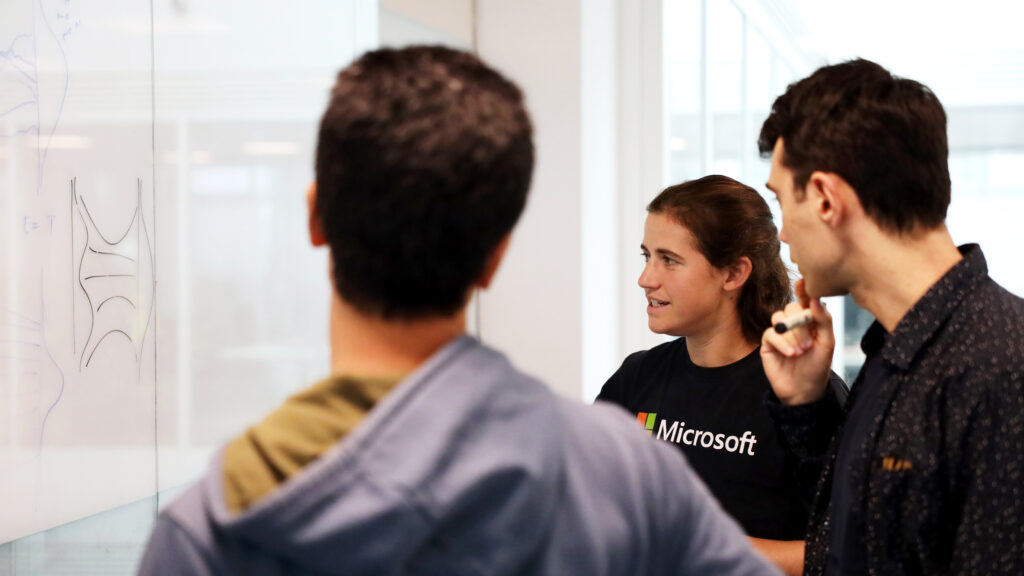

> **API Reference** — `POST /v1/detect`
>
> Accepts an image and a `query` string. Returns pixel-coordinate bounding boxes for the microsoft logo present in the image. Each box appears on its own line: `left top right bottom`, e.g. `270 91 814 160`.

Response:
636 412 657 436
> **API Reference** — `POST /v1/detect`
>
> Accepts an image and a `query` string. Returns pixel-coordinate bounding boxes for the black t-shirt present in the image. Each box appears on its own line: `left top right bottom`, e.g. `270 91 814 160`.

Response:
597 338 809 540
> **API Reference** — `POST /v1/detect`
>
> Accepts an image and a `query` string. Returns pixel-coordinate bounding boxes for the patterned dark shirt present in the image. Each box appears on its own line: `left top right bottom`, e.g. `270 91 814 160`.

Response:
826 338 888 576
767 244 1024 575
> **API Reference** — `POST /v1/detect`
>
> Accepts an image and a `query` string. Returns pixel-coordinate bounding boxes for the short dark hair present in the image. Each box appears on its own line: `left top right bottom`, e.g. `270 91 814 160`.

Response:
758 58 950 233
315 46 534 319
647 175 792 343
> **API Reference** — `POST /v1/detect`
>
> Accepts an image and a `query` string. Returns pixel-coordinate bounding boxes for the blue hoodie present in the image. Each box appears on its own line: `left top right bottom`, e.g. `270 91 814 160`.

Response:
138 336 780 575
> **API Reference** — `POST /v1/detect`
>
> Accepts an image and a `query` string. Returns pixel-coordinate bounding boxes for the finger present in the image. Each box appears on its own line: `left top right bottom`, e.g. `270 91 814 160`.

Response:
771 303 813 349
795 278 810 309
770 309 789 325
770 305 805 327
786 322 815 351
773 300 814 349
783 302 805 316
762 326 801 357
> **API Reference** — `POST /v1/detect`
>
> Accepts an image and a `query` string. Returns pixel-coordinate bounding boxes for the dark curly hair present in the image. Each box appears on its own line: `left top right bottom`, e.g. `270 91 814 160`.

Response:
315 46 534 319
758 58 950 233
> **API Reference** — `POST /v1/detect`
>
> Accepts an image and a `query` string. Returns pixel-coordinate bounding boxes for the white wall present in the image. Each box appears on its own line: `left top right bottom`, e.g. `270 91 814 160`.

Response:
475 0 664 400
379 0 473 48
476 0 585 400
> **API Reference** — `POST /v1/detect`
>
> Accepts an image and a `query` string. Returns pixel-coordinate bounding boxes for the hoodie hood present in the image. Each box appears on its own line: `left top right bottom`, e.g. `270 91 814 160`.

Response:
168 335 566 574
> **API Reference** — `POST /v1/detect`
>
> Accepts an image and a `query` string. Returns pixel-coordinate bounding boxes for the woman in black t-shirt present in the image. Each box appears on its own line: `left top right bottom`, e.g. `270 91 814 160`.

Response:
597 175 845 576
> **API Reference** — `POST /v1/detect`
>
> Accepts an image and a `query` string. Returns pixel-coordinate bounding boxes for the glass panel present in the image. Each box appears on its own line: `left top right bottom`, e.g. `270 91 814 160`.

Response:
0 496 156 576
152 0 359 496
947 146 1024 296
706 0 744 179
2 0 373 571
663 0 703 184
0 0 156 545
745 27 773 189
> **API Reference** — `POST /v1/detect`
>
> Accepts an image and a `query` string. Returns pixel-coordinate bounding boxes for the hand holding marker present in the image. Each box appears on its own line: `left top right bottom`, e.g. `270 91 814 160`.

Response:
774 308 814 334
760 279 835 406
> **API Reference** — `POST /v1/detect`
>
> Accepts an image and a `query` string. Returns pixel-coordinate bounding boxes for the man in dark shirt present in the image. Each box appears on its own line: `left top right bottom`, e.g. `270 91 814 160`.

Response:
757 58 1024 575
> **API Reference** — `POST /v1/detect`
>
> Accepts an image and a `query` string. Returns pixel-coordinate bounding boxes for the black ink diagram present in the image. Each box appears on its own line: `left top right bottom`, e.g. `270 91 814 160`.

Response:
72 177 155 373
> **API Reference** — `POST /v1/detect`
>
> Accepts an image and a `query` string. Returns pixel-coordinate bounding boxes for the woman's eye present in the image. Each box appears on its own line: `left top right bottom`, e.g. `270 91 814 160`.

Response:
641 252 650 262
662 256 675 265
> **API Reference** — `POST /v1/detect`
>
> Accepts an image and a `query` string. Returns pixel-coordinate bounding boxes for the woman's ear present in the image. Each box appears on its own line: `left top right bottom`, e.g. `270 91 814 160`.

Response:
723 256 752 292
307 182 327 247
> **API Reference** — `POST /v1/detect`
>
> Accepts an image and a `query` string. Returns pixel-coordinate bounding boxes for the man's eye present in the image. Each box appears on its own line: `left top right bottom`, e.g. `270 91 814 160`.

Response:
662 256 676 265
641 252 650 262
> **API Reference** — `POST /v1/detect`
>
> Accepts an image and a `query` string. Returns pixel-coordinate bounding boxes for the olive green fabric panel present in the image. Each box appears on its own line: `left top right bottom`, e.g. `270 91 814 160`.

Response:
223 374 404 513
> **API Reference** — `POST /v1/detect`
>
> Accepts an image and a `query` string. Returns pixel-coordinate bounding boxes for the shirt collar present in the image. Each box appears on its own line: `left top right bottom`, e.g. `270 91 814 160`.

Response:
860 243 988 371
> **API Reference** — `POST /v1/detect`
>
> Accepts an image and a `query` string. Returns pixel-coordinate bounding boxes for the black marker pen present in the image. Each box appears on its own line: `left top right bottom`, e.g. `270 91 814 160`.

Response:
774 309 813 334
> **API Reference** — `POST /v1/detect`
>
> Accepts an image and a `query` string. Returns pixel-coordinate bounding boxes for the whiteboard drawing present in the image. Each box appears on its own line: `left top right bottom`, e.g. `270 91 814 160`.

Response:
2 0 159 544
2 0 80 457
0 0 73 195
3 0 354 546
71 177 155 373
0 281 65 451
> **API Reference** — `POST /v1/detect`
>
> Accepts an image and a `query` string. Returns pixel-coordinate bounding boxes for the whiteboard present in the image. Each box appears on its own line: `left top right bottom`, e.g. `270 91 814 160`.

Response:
1 0 376 544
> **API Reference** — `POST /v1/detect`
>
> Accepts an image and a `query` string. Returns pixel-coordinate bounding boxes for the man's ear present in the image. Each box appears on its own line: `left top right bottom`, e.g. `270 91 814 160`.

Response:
723 256 752 292
307 182 327 247
476 235 512 290
806 171 848 229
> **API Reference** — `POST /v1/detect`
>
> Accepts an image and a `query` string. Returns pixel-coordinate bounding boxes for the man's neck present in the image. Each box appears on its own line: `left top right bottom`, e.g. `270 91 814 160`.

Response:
328 295 467 377
848 224 962 333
